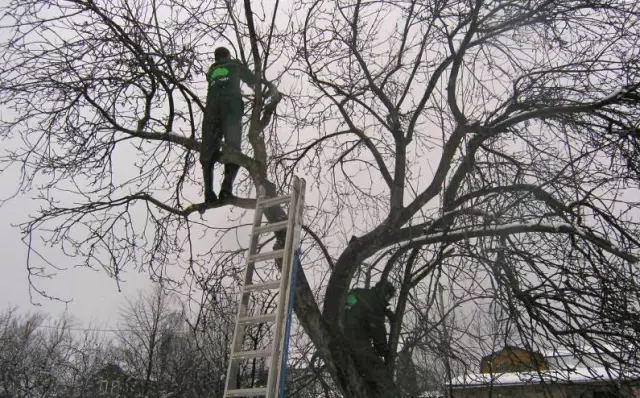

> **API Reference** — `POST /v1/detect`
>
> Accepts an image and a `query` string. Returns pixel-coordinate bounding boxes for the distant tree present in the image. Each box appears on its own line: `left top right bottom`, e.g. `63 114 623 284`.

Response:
182 286 236 398
116 284 184 396
0 308 71 398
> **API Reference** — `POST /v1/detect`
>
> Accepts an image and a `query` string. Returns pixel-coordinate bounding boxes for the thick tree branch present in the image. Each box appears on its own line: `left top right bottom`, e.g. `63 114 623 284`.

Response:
394 222 639 264
491 86 640 132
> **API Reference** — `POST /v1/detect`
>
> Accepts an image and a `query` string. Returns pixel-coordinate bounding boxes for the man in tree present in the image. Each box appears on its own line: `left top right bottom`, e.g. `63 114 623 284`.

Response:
344 280 398 396
200 46 277 202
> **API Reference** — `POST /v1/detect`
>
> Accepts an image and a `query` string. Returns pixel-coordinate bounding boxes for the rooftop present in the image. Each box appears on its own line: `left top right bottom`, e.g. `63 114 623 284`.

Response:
452 367 640 388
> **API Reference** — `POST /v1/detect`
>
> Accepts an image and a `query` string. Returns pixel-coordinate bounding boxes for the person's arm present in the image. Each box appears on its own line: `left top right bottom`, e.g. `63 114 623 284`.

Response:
385 307 396 323
238 62 279 100
369 302 390 359
238 61 258 87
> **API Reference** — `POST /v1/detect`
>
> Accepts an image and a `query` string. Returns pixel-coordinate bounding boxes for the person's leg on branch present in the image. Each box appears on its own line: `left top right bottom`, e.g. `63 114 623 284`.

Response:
202 161 215 202
218 97 244 200
201 101 223 203
219 163 239 200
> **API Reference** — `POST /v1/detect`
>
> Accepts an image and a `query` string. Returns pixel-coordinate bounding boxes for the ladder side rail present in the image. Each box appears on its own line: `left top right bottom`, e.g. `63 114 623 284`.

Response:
224 192 267 394
266 177 303 397
274 179 305 398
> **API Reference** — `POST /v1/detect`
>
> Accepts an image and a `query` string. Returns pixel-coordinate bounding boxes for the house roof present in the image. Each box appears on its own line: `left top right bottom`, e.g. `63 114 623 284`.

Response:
419 391 445 397
482 345 544 360
451 367 640 388
541 343 624 359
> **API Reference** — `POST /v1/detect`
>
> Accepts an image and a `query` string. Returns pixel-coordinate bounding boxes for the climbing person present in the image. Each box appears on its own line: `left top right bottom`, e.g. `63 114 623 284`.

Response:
343 280 399 397
200 46 277 202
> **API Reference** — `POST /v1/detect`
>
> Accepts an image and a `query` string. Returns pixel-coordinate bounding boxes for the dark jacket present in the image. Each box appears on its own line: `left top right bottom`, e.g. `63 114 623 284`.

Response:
205 59 257 100
343 282 394 358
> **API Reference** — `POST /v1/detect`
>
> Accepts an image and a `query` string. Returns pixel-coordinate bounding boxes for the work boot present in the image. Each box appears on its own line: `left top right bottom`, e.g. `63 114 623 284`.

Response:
218 163 239 200
203 163 217 203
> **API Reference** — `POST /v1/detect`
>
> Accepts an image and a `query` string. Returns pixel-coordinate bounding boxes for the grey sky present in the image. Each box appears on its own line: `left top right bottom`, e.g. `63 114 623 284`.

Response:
0 165 152 326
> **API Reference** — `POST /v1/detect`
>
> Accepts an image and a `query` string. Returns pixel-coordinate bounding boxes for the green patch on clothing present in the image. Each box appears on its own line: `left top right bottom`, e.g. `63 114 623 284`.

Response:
346 294 358 310
210 67 229 79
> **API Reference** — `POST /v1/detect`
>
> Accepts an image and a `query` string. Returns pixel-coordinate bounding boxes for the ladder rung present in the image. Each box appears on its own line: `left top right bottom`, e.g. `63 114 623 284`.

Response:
225 387 268 397
248 249 284 263
257 195 290 208
244 280 281 292
232 348 272 360
253 220 289 235
238 313 277 325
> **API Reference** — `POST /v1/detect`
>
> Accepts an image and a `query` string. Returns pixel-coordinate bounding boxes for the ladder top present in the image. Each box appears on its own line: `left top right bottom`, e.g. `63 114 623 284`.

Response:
257 195 290 208
253 220 289 235
248 249 285 263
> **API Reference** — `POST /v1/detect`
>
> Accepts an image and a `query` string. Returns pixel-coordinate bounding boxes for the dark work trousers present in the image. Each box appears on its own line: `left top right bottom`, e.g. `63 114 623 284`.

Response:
200 95 243 197
347 339 399 398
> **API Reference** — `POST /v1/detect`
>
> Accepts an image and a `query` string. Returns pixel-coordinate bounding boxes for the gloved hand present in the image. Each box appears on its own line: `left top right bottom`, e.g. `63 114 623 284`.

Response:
265 83 282 102
374 342 390 360
385 308 396 323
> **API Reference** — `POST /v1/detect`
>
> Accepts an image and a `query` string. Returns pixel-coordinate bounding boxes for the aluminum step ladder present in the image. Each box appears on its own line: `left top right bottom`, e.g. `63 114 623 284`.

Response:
223 176 306 398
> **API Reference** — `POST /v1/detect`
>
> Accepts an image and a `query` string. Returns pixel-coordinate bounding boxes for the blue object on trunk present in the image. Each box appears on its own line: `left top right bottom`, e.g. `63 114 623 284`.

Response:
278 248 301 398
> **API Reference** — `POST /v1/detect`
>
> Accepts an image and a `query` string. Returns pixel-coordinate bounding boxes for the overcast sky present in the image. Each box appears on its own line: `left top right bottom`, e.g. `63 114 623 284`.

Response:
0 178 152 327
0 147 157 327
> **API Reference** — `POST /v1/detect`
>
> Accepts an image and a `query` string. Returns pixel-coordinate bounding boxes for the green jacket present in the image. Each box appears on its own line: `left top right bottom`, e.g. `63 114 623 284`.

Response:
344 285 392 358
206 59 258 100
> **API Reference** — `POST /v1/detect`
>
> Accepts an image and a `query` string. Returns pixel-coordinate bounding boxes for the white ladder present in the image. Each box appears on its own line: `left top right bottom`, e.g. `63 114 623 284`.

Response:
223 176 306 398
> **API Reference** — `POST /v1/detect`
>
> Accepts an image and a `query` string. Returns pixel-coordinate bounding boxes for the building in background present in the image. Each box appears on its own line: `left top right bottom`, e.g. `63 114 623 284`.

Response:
88 364 166 398
451 345 640 398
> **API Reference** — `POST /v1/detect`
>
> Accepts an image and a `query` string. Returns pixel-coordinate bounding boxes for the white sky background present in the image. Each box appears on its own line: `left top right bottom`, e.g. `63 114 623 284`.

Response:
0 163 153 326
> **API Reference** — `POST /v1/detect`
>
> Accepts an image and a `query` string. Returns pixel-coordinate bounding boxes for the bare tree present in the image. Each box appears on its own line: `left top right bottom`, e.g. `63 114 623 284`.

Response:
117 282 248 398
184 283 256 397
62 326 115 398
0 308 73 398
2 0 640 397
116 284 184 396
